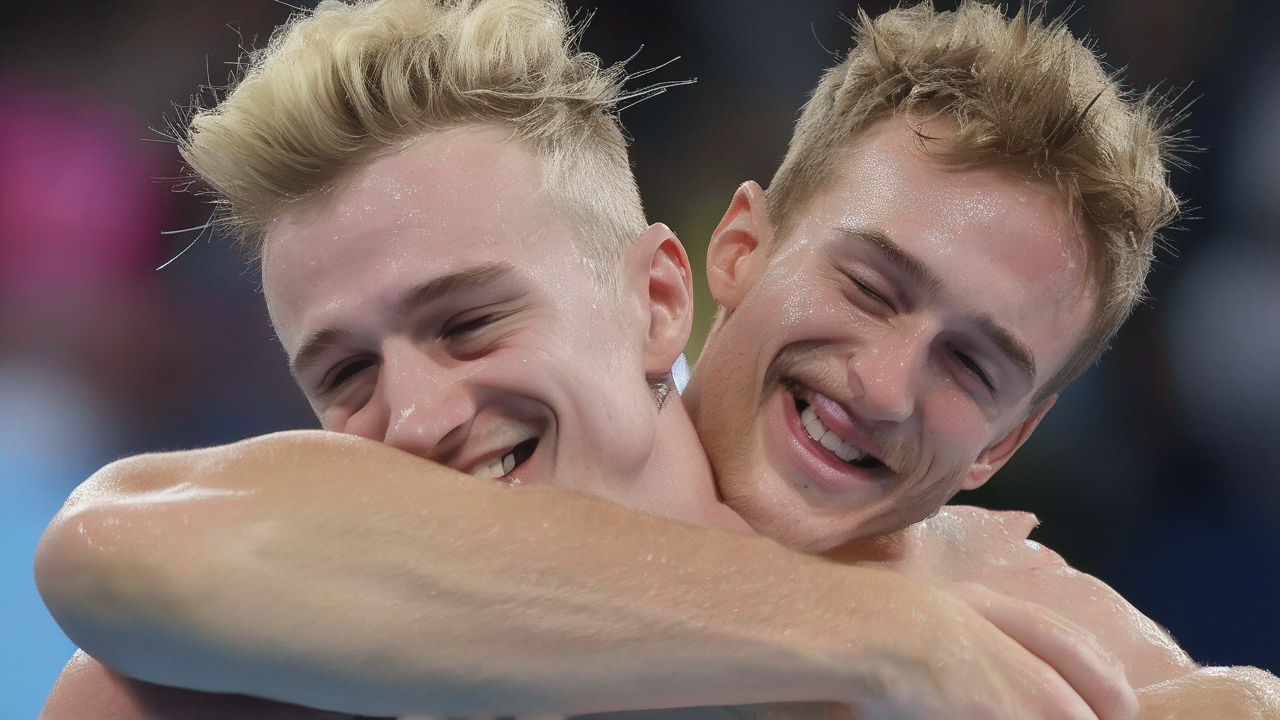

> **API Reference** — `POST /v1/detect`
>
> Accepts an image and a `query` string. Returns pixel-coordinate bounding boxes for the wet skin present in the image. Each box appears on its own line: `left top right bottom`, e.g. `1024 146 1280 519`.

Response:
263 125 738 527
685 116 1098 552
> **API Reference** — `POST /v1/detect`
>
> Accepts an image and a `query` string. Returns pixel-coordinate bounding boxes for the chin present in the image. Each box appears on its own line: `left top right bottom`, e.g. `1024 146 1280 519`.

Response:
717 471 865 553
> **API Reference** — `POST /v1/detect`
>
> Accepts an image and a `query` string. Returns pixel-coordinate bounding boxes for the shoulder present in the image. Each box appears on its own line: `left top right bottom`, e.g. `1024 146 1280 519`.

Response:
924 506 1057 558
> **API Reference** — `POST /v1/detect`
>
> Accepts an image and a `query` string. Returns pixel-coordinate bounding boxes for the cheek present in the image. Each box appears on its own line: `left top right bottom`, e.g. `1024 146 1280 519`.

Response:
731 279 843 358
768 276 831 331
321 403 383 444
523 324 651 433
922 391 989 462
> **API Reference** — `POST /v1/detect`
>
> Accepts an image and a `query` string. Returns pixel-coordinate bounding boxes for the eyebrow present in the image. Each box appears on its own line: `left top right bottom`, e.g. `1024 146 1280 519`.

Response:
833 226 1038 383
395 261 515 316
288 261 516 379
836 227 943 297
970 314 1038 382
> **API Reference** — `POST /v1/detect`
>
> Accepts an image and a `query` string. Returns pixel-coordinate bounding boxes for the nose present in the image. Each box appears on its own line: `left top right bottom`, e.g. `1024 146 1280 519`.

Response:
847 328 929 424
378 342 476 461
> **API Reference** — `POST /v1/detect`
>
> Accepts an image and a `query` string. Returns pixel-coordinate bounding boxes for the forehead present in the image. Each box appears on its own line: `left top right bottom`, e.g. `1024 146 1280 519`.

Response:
782 118 1096 382
260 127 580 353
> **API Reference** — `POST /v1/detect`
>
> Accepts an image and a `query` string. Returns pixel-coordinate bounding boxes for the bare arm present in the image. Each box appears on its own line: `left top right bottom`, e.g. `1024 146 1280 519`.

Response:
35 430 1126 719
40 650 362 720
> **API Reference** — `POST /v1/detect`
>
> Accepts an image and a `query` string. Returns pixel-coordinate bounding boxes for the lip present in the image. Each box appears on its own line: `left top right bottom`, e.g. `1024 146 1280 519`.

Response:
793 384 888 463
460 442 522 476
461 434 544 484
451 415 547 484
761 383 893 501
498 436 541 485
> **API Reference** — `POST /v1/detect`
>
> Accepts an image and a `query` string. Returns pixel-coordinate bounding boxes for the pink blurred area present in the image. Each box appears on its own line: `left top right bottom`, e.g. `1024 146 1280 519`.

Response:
1 3 314 715
0 82 167 296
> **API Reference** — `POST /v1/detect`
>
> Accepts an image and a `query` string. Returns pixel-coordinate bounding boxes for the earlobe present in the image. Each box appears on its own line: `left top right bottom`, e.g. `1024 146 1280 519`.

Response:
706 181 772 312
961 396 1058 491
624 223 696 375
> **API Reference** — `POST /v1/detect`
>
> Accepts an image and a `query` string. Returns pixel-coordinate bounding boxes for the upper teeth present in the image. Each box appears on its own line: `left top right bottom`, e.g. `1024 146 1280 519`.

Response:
472 450 518 480
800 404 867 463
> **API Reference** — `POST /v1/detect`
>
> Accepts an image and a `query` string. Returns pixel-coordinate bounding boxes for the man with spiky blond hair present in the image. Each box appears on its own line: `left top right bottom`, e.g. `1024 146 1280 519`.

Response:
688 0 1181 554
36 1 1279 719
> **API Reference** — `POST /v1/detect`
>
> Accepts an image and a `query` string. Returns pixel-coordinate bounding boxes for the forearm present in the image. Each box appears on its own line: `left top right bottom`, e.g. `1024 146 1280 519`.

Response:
40 650 361 720
36 431 960 716
1136 666 1280 719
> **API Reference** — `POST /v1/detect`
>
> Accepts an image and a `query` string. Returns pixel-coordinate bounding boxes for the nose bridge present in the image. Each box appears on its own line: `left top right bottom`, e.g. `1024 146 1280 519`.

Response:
848 322 931 423
379 340 475 458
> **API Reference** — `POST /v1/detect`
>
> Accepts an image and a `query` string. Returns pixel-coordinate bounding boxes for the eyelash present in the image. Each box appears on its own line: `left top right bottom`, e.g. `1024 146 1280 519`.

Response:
844 270 996 394
442 310 509 339
843 271 892 309
954 350 996 392
325 358 374 392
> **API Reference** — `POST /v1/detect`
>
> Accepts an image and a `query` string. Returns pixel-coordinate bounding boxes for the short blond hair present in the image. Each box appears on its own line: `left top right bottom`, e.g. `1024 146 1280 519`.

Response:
180 0 646 286
766 1 1181 403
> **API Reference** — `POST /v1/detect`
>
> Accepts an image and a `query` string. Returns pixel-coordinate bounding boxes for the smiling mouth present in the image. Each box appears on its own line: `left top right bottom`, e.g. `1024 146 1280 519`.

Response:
470 437 539 481
792 392 883 470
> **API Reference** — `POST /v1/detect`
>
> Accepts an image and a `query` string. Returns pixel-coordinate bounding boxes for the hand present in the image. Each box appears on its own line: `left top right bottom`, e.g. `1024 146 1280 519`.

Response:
951 583 1138 720
843 507 1195 688
853 585 1136 720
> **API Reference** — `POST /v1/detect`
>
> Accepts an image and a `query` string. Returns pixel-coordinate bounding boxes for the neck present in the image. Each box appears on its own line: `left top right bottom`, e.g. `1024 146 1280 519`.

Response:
822 527 913 565
631 399 752 533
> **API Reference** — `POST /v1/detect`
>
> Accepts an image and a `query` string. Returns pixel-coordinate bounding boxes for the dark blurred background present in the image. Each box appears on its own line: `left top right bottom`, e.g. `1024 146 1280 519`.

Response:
2 0 1276 714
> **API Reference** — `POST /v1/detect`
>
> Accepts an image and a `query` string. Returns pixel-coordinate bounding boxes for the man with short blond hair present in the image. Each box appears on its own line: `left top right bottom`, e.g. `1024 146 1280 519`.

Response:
689 0 1179 552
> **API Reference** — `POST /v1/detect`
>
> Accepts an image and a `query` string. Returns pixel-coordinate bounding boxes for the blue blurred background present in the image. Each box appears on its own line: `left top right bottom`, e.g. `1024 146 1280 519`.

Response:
2 0 1276 715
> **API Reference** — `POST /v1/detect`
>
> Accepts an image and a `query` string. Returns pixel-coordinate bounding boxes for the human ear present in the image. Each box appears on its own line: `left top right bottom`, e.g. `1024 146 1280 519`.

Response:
961 395 1058 491
621 223 696 375
706 181 772 312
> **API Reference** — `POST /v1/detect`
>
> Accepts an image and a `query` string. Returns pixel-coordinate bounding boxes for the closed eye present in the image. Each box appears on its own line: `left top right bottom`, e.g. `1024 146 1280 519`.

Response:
856 280 890 307
325 358 375 391
954 350 995 392
840 269 893 310
441 307 521 340
443 313 500 338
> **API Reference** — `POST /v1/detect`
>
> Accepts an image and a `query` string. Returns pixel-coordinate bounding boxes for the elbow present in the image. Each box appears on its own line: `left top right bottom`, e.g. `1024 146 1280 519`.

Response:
33 454 198 678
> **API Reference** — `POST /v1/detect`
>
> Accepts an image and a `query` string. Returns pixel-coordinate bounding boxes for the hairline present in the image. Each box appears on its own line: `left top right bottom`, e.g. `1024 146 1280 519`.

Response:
258 122 629 303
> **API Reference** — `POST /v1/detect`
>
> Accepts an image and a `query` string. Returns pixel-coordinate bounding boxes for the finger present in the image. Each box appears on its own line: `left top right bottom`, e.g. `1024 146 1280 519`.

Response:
867 653 1094 720
956 654 1098 720
955 583 1138 720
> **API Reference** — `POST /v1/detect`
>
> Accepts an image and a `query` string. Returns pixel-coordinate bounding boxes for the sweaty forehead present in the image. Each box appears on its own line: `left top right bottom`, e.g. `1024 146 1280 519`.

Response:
824 120 1093 299
265 127 543 252
259 127 561 352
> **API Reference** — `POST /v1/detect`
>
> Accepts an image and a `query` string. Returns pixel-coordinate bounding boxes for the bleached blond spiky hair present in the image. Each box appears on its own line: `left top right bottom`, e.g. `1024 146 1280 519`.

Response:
766 1 1182 403
180 0 646 288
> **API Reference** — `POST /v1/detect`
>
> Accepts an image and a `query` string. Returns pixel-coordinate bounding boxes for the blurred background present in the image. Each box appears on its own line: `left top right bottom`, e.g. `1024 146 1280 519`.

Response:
2 0 1276 714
